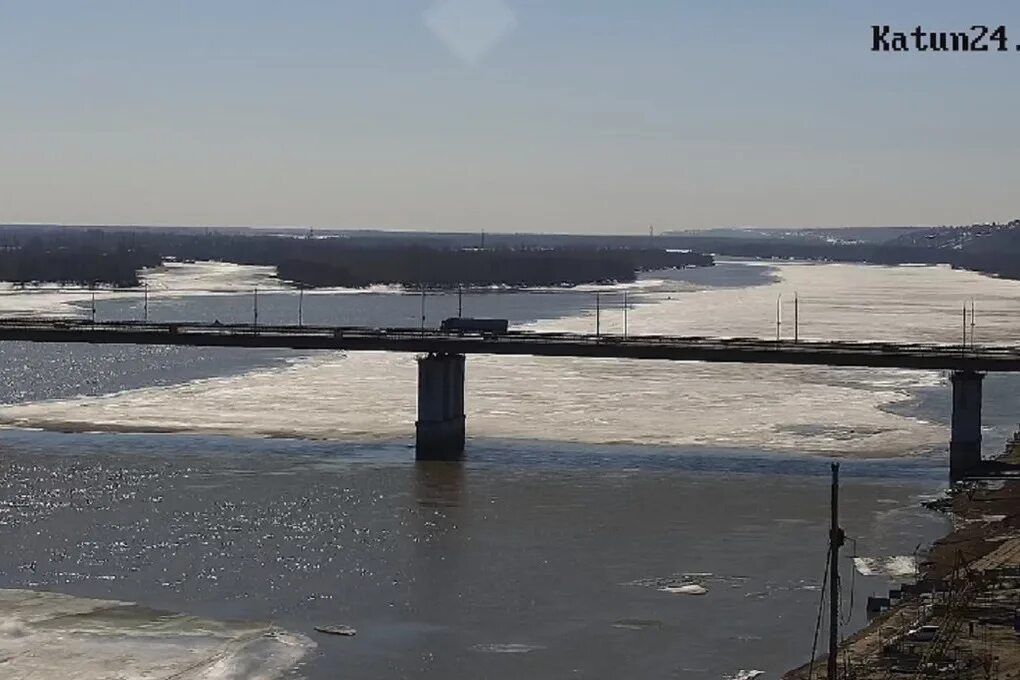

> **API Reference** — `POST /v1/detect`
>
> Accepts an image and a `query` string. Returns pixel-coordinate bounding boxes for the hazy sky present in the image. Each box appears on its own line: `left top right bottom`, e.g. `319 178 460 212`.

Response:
2 1 1018 232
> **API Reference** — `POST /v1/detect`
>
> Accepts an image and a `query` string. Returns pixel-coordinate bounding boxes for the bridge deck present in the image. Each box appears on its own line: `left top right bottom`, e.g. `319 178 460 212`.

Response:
0 318 1018 372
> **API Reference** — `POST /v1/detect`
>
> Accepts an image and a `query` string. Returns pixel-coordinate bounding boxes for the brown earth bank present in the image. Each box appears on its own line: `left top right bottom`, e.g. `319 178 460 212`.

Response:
785 431 1020 680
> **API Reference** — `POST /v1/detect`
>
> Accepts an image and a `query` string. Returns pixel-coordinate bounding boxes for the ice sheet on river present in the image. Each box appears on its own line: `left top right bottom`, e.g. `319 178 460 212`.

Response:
0 589 313 679
3 260 1020 456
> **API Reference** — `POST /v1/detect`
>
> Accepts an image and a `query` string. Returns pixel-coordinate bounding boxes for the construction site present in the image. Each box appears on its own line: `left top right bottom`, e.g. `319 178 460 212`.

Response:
786 431 1020 680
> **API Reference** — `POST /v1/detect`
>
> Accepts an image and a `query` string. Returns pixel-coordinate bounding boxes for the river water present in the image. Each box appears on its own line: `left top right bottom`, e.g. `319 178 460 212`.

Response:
0 259 1018 679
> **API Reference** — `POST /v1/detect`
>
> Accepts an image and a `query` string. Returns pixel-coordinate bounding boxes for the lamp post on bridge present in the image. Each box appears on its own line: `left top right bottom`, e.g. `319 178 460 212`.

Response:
775 293 782 342
960 300 978 353
962 304 968 350
794 292 799 343
420 288 427 335
970 298 976 348
623 291 629 338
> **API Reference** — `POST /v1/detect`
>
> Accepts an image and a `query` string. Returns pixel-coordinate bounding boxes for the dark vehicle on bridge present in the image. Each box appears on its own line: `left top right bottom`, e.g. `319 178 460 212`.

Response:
440 317 509 337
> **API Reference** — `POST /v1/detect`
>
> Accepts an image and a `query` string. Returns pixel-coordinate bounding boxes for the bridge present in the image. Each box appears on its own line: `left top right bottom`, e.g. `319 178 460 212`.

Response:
1 317 1018 478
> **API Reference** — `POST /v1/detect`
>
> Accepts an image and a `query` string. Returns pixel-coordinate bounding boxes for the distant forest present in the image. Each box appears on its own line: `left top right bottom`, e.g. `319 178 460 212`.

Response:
0 227 714 289
8 220 1020 290
0 230 161 287
662 221 1020 281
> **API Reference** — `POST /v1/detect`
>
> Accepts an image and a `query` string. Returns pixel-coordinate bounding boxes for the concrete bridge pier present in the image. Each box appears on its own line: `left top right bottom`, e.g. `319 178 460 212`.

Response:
950 370 984 480
416 353 466 460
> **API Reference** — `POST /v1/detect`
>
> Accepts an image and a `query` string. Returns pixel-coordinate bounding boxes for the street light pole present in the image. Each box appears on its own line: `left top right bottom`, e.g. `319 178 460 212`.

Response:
143 283 148 323
623 291 629 338
794 293 799 343
253 287 259 328
776 294 782 342
963 304 967 348
298 287 304 327
421 288 426 334
596 292 601 338
970 298 976 348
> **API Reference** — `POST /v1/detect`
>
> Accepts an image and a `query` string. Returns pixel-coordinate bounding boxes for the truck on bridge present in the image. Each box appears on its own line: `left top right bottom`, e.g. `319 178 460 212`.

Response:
440 317 509 337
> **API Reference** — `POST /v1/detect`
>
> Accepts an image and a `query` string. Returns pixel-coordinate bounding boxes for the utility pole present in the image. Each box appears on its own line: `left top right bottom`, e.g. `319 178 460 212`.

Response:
963 304 968 349
623 291 629 338
776 294 782 342
143 283 148 323
794 293 800 343
828 462 844 680
596 292 601 338
970 299 976 348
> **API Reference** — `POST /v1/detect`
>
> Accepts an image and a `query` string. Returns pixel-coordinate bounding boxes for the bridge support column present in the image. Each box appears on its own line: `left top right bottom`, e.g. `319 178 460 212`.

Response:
416 353 465 461
950 370 983 481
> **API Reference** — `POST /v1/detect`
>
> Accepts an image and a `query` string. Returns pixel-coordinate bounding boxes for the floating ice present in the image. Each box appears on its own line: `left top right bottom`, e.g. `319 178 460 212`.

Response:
611 619 663 630
471 642 544 653
853 556 918 578
315 624 357 636
726 671 765 680
658 584 708 595
0 589 313 679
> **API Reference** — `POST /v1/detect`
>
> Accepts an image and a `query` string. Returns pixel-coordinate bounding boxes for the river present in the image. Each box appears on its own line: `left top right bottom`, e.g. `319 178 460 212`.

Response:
0 259 1018 679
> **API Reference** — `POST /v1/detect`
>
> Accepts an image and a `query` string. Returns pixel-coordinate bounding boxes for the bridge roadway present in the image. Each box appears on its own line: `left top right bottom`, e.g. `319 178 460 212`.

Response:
0 317 1018 372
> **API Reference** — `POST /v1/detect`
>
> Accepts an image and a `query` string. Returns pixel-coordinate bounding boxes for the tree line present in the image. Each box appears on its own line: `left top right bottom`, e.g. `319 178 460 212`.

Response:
0 229 161 287
0 227 713 289
663 227 1020 281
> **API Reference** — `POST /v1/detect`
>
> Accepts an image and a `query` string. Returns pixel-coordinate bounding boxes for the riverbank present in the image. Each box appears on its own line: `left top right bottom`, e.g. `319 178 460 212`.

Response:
785 431 1020 679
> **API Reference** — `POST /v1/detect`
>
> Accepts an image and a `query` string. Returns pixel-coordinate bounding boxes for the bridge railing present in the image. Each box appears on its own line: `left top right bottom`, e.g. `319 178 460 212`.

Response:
0 317 1017 363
